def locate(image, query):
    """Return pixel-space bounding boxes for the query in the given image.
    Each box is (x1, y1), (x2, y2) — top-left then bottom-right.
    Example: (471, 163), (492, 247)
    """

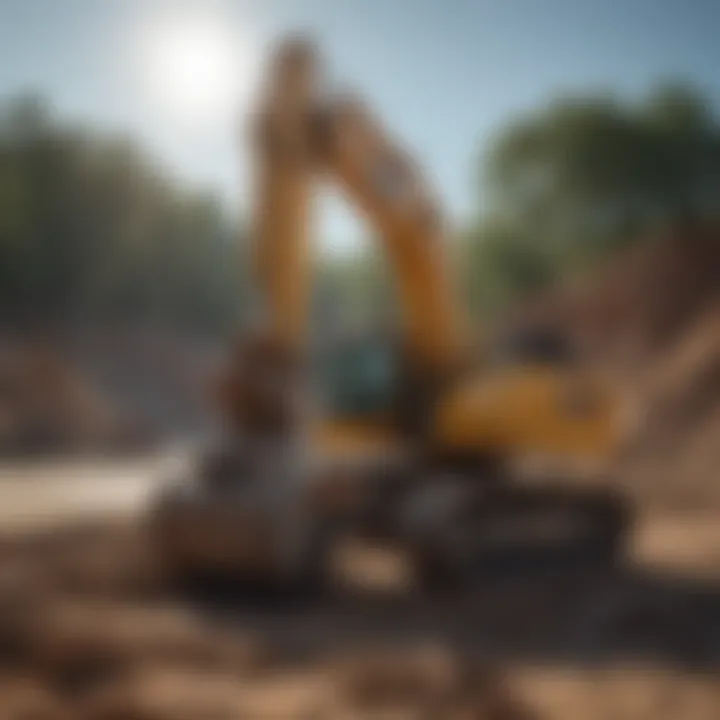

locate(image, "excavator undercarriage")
(150, 434), (630, 596)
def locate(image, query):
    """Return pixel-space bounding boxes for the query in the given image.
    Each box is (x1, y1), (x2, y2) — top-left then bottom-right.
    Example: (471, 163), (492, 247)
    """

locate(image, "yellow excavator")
(149, 37), (631, 593)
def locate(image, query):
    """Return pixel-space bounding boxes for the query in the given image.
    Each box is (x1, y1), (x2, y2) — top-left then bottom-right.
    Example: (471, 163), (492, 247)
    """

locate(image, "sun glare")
(141, 14), (257, 126)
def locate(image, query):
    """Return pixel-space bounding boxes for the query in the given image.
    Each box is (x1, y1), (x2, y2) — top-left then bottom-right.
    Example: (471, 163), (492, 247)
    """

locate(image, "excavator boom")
(248, 40), (320, 356)
(320, 96), (467, 372)
(248, 39), (467, 376)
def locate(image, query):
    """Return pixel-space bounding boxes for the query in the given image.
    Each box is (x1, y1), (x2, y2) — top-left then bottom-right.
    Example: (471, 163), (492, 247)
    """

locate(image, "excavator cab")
(314, 322), (589, 449)
(315, 328), (399, 422)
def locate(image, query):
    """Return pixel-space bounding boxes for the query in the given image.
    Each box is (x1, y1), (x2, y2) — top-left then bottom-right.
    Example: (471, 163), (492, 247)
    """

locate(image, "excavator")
(148, 37), (632, 593)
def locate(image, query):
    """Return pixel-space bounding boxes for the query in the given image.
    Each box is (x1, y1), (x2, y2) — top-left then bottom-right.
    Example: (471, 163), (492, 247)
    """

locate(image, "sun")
(141, 14), (257, 125)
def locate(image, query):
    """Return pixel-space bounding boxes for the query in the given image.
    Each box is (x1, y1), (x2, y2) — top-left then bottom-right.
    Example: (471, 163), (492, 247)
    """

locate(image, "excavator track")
(407, 480), (632, 591)
(470, 483), (631, 567)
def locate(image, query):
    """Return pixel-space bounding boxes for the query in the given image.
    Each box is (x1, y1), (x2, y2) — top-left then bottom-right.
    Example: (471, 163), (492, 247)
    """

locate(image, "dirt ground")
(1, 503), (719, 719)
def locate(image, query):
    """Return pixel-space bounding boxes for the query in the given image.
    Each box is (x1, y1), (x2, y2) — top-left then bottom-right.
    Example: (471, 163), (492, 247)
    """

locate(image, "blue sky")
(1, 0), (719, 250)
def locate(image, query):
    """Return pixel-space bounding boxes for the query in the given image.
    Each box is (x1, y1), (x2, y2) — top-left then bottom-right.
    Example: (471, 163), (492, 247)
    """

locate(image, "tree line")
(462, 83), (720, 315)
(0, 94), (244, 335)
(1, 83), (718, 336)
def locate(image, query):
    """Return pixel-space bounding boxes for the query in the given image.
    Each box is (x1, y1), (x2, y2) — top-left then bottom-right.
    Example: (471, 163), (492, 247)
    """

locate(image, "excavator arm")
(247, 40), (320, 357)
(243, 38), (623, 462)
(320, 96), (467, 374)
(248, 39), (467, 377)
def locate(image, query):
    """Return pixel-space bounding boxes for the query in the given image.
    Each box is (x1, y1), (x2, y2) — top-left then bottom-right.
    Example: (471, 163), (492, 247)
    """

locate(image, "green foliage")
(459, 222), (557, 316)
(462, 82), (720, 315)
(0, 93), (244, 334)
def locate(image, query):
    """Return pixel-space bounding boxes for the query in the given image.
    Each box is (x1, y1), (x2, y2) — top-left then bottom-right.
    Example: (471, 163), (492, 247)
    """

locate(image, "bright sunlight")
(140, 13), (258, 126)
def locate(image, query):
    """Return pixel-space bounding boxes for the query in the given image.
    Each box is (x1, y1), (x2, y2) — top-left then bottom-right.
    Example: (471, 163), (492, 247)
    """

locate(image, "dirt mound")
(0, 326), (222, 457)
(617, 306), (720, 506)
(517, 225), (720, 368)
(66, 327), (222, 438)
(0, 341), (148, 457)
(516, 224), (720, 507)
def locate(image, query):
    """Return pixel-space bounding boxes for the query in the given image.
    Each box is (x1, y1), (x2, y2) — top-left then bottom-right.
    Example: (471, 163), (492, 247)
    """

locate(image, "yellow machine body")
(309, 366), (621, 463)
(248, 38), (625, 467)
(432, 366), (622, 459)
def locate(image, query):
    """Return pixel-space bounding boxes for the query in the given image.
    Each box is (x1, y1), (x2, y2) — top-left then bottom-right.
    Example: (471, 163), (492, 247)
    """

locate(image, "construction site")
(2, 215), (720, 719)
(1, 13), (720, 720)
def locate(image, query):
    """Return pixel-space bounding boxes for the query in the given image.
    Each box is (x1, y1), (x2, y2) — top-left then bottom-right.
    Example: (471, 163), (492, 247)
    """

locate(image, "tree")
(463, 82), (720, 315)
(0, 93), (244, 335)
